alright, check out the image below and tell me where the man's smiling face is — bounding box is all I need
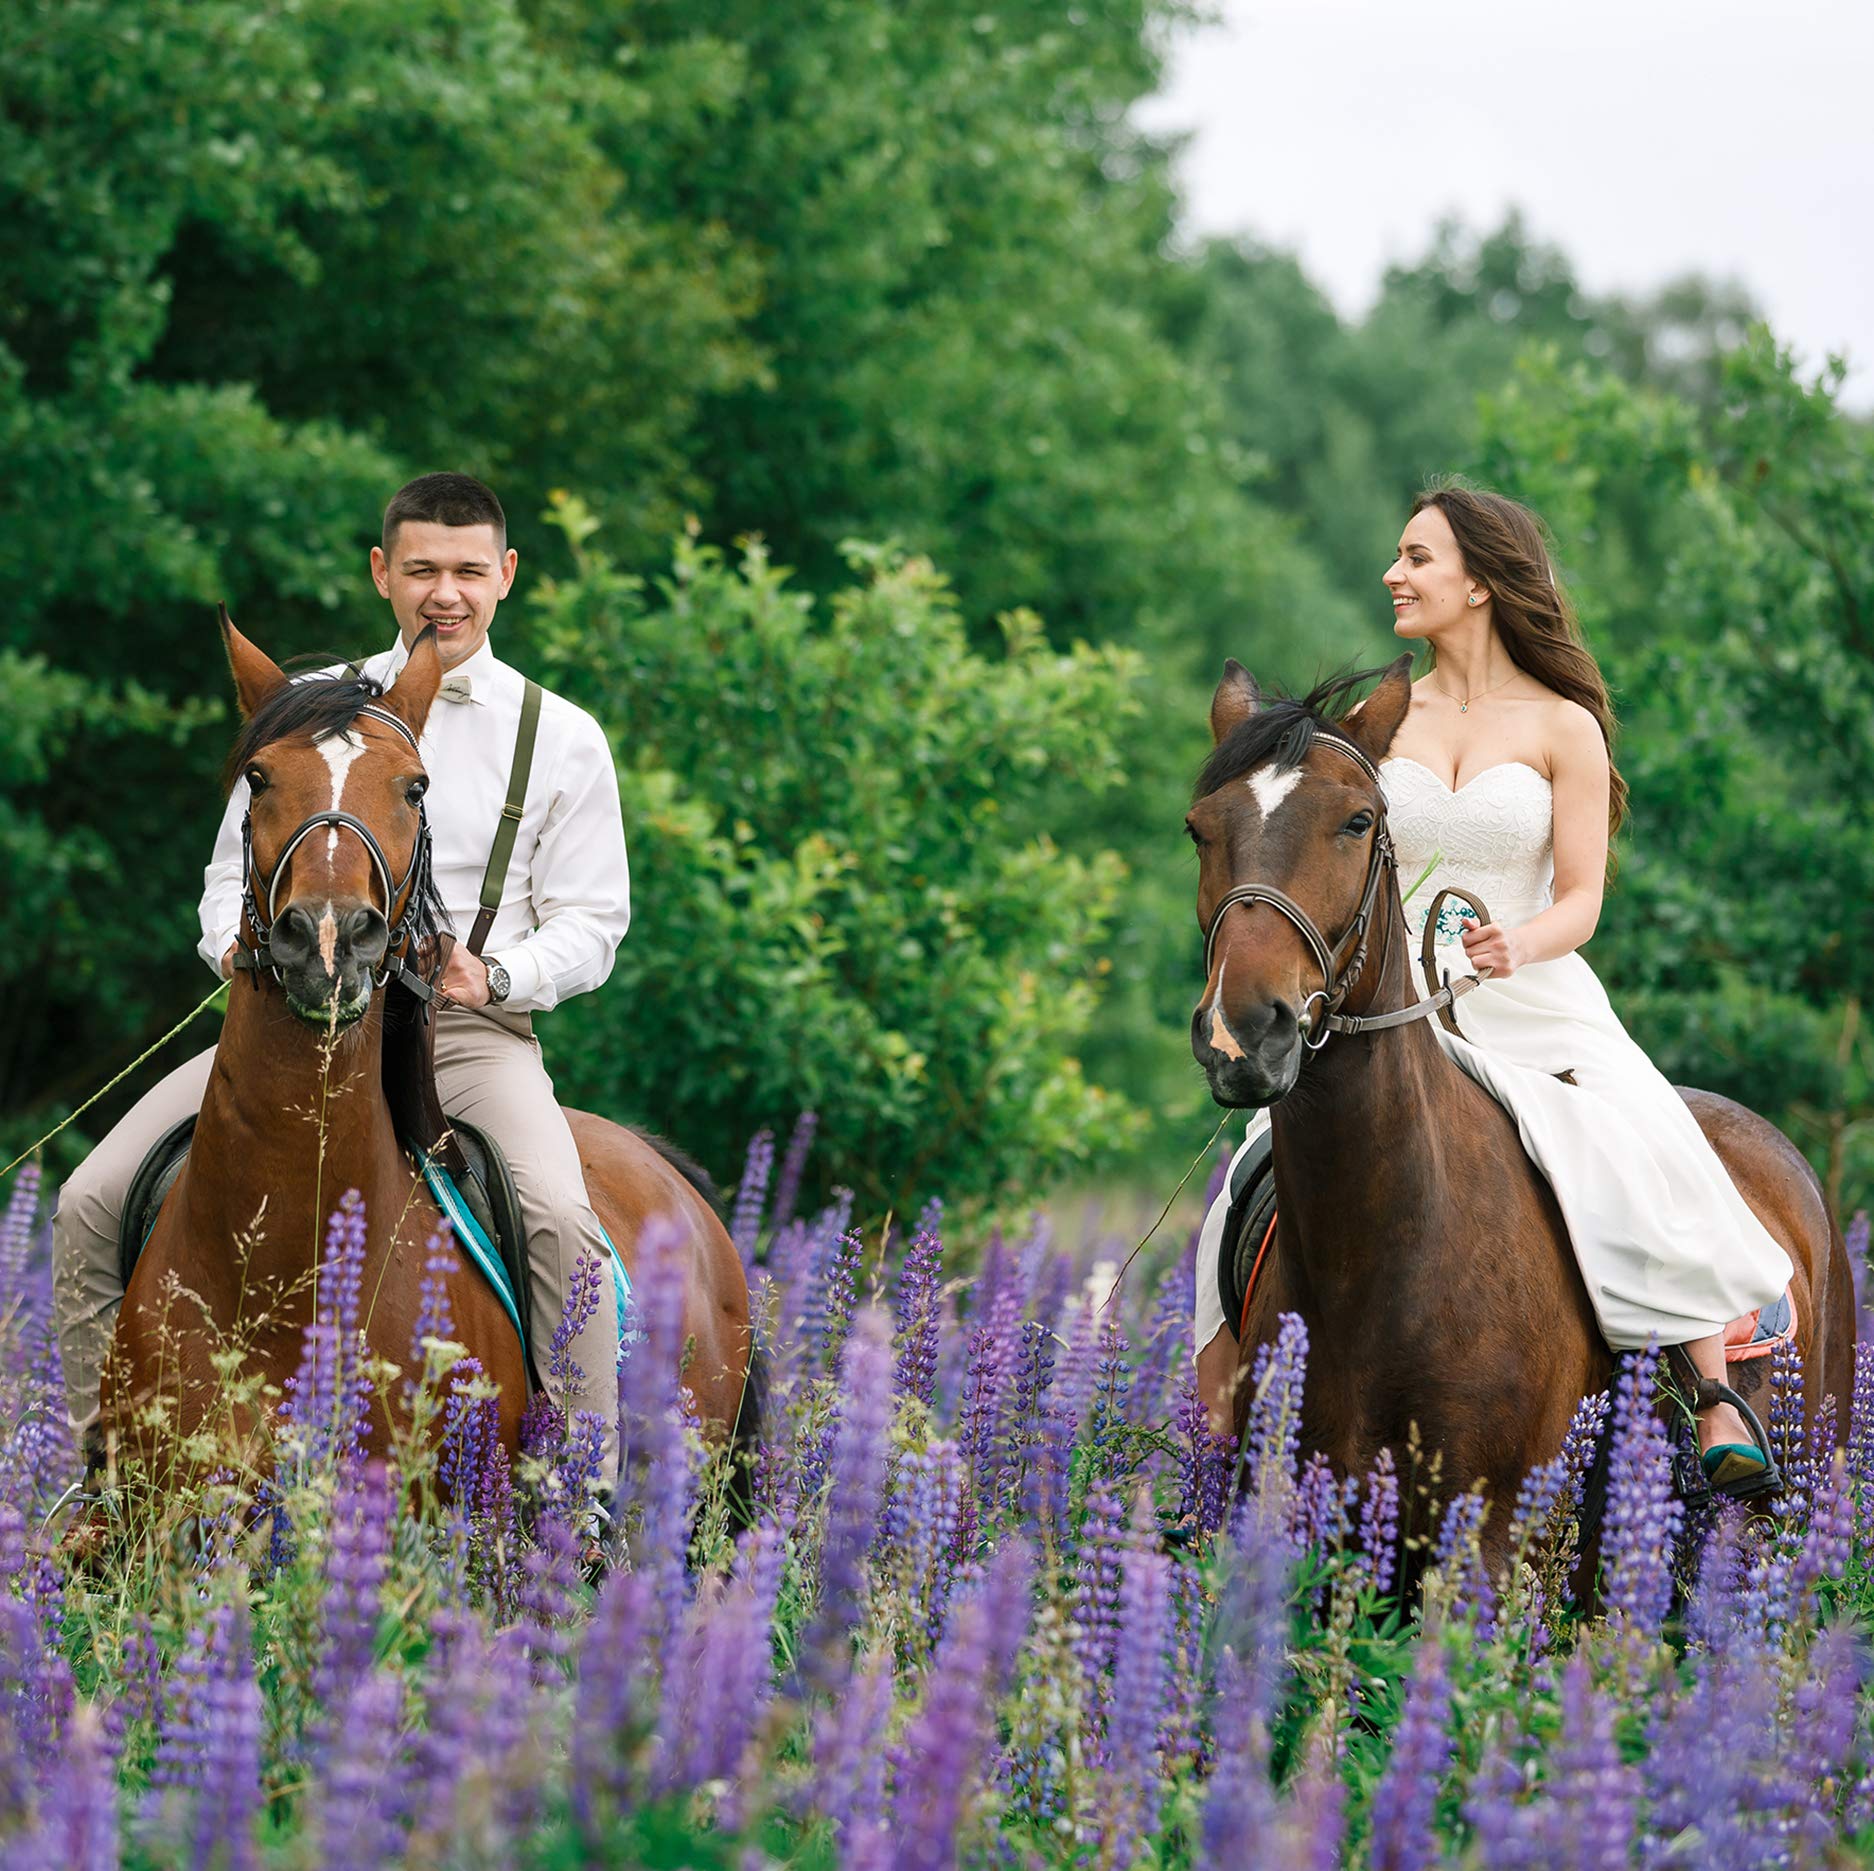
[370,520,518,670]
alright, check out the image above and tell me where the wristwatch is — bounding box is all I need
[485,956,512,1005]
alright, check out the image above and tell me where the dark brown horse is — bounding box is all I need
[102,615,753,1495]
[1189,653,1855,1576]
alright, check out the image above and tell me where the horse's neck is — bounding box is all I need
[185,984,408,1264]
[1269,884,1472,1311]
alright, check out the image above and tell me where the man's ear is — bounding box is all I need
[1342,653,1414,761]
[220,604,290,721]
[1210,659,1262,745]
[380,625,442,742]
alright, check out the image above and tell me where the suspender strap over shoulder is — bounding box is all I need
[467,678,541,958]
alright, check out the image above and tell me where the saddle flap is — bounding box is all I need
[120,1115,198,1290]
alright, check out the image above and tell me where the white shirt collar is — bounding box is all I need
[378,631,509,706]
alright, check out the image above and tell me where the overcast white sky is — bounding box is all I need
[1133,0,1874,409]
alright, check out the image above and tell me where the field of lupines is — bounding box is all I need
[2,1120,1874,1868]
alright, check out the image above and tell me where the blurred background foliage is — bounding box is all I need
[4,0,1870,1219]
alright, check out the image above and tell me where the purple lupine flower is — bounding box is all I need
[1600,1346,1684,1644]
[569,1569,657,1830]
[1038,1300,1099,1533]
[407,1228,460,1368]
[545,1243,606,1402]
[1795,1447,1854,1604]
[1366,1631,1452,1871]
[150,1592,263,1871]
[807,1203,862,1369]
[1505,1449,1568,1556]
[887,1537,1034,1871]
[1201,1523,1293,1855]
[1642,1646,1780,1866]
[1132,1244,1198,1422]
[652,1524,785,1796]
[0,1500,72,1760]
[0,1164,40,1293]
[893,1440,964,1653]
[805,1304,894,1684]
[811,1647,895,1837]
[310,1460,393,1751]
[1521,1653,1637,1869]
[279,1189,373,1470]
[409,1614,536,1858]
[1072,1478,1127,1753]
[953,1323,1005,1562]
[517,1512,584,1687]
[1100,1492,1175,1863]
[12,1700,117,1871]
[1555,1388,1612,1520]
[315,1669,409,1864]
[1081,1317,1133,1492]
[1004,1318,1057,1526]
[1778,1619,1863,1857]
[1266,1758,1348,1871]
[1295,1453,1354,1559]
[1173,1377,1236,1542]
[1765,1333,1809,1503]
[1460,1722,1538,1868]
[731,1128,775,1267]
[772,1111,819,1231]
[893,1207,946,1410]
[1431,1487,1495,1632]
[1239,1311,1308,1543]
[1359,1448,1402,1596]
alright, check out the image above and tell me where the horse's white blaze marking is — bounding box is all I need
[317,904,338,977]
[1247,765,1303,818]
[314,730,366,814]
[1207,957,1246,1061]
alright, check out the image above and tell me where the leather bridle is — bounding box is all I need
[231,702,439,1004]
[1200,731,1492,1051]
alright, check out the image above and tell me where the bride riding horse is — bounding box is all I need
[1189,652,1854,1577]
[103,616,753,1493]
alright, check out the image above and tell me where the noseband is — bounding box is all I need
[1200,732,1490,1051]
[232,703,438,1003]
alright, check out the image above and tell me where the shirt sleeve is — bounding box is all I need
[493,711,630,1013]
[197,778,251,978]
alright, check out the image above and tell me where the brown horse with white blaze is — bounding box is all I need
[1188,653,1854,1578]
[103,614,753,1492]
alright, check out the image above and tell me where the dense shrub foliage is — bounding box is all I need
[4,1151,1874,1866]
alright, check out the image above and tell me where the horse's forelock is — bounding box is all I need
[1194,661,1391,803]
[223,666,386,795]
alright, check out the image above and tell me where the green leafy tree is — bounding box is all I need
[527,506,1144,1213]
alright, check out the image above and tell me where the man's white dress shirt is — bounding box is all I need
[198,636,630,1014]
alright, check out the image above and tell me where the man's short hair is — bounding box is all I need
[382,472,507,556]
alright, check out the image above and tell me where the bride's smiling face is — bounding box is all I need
[1383,505,1485,637]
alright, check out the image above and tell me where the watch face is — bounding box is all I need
[489,962,511,1002]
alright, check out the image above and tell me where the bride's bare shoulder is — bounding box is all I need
[1545,695,1609,771]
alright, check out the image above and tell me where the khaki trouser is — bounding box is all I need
[50,1006,621,1491]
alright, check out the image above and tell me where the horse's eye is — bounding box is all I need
[406,776,429,805]
[244,765,268,795]
[1344,812,1374,836]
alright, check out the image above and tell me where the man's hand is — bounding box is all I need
[221,944,237,981]
[437,945,493,1010]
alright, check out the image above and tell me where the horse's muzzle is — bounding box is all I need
[268,901,388,1025]
[1191,997,1301,1107]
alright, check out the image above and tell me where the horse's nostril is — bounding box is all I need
[343,905,389,964]
[267,902,320,967]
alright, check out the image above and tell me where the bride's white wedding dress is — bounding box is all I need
[1192,753,1794,1355]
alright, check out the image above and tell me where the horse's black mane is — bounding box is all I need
[1194,659,1397,801]
[226,659,452,947]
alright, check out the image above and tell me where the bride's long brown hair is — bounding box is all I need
[1412,477,1629,854]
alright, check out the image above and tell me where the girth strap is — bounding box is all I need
[466,678,541,958]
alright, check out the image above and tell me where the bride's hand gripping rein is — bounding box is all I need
[1457,909,1524,980]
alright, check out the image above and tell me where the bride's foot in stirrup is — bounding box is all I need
[1694,1386,1780,1500]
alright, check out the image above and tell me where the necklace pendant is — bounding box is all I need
[1459,701,1469,713]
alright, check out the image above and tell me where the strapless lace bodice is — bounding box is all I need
[1379,756,1555,942]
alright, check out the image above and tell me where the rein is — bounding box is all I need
[1200,731,1493,1051]
[232,704,439,1004]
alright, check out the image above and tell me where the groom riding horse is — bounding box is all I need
[53,473,753,1513]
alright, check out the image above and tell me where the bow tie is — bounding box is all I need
[437,674,473,704]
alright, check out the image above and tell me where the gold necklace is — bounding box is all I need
[1430,671,1519,715]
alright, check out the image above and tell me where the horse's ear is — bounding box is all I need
[220,604,289,720]
[1342,653,1415,761]
[380,625,442,741]
[1210,659,1262,745]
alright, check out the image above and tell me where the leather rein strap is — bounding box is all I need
[1199,731,1494,1051]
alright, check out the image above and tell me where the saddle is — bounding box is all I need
[120,973,545,1395]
